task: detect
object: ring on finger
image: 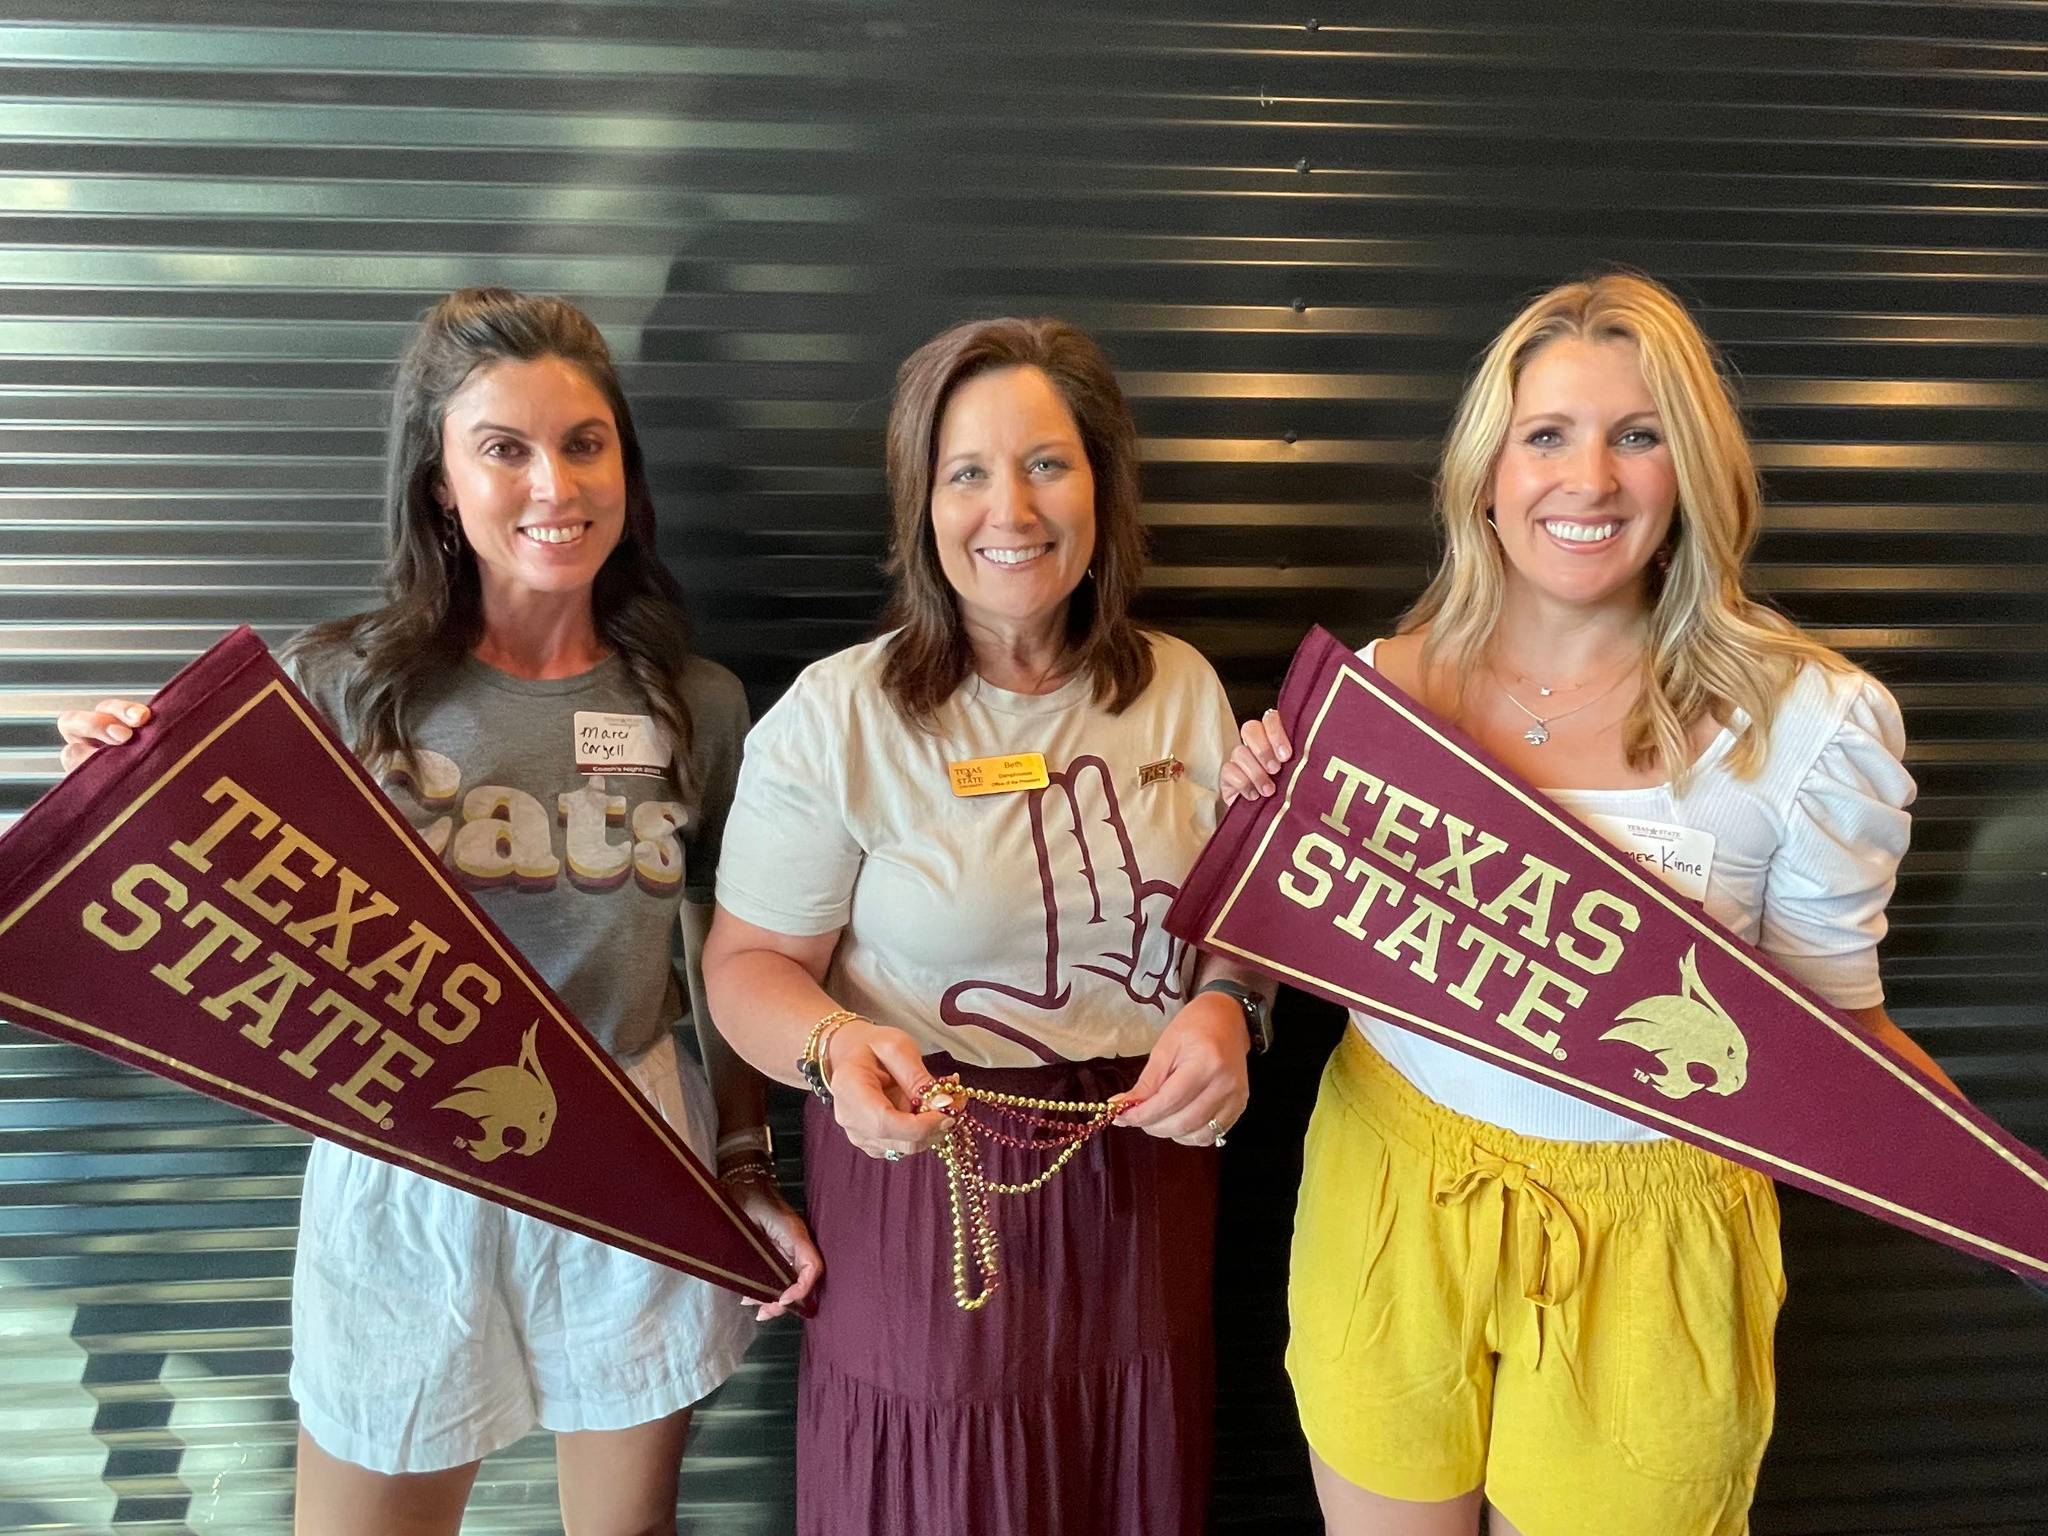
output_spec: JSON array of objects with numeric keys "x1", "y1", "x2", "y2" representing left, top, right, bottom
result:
[
  {"x1": 883, "y1": 1149, "x2": 903, "y2": 1163},
  {"x1": 1206, "y1": 1117, "x2": 1228, "y2": 1149}
]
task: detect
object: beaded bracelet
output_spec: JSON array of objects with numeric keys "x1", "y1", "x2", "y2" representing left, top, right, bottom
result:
[
  {"x1": 718, "y1": 1154, "x2": 778, "y2": 1186},
  {"x1": 798, "y1": 1008, "x2": 865, "y2": 1100}
]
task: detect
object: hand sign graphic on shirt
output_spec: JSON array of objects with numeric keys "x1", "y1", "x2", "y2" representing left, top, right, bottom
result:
[{"x1": 941, "y1": 755, "x2": 1190, "y2": 1063}]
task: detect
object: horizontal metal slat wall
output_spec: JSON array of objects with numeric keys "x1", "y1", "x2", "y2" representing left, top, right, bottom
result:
[{"x1": 1, "y1": 3, "x2": 2044, "y2": 1531}]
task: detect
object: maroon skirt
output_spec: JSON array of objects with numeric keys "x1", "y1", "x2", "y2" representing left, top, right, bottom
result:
[{"x1": 797, "y1": 1054, "x2": 1218, "y2": 1536}]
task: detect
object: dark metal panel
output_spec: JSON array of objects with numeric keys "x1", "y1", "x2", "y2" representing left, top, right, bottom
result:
[{"x1": 1, "y1": 3, "x2": 2044, "y2": 1531}]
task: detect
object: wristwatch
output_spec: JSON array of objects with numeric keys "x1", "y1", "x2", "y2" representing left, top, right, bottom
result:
[
  {"x1": 716, "y1": 1124, "x2": 774, "y2": 1163},
  {"x1": 1196, "y1": 978, "x2": 1273, "y2": 1055}
]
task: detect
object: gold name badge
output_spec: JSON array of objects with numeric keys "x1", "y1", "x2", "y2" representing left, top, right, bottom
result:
[
  {"x1": 947, "y1": 752, "x2": 1050, "y2": 798},
  {"x1": 1138, "y1": 755, "x2": 1183, "y2": 786}
]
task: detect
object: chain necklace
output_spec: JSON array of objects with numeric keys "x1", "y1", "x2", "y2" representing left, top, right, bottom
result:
[
  {"x1": 1495, "y1": 643, "x2": 1642, "y2": 699},
  {"x1": 1494, "y1": 661, "x2": 1637, "y2": 747},
  {"x1": 1499, "y1": 659, "x2": 1617, "y2": 699},
  {"x1": 913, "y1": 1076, "x2": 1124, "y2": 1312}
]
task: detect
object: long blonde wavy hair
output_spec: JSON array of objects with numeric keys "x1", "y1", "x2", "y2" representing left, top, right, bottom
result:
[{"x1": 1404, "y1": 272, "x2": 1847, "y2": 785}]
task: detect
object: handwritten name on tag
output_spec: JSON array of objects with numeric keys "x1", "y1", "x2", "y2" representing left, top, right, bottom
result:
[
  {"x1": 1582, "y1": 813, "x2": 1716, "y2": 902},
  {"x1": 573, "y1": 712, "x2": 669, "y2": 778},
  {"x1": 948, "y1": 752, "x2": 1050, "y2": 798}
]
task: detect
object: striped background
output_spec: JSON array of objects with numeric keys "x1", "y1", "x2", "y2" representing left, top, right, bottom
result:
[{"x1": 2, "y1": 3, "x2": 2044, "y2": 1531}]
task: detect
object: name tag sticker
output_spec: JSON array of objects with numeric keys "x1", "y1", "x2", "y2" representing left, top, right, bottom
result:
[
  {"x1": 1583, "y1": 813, "x2": 1716, "y2": 902},
  {"x1": 948, "y1": 752, "x2": 1050, "y2": 798},
  {"x1": 573, "y1": 711, "x2": 669, "y2": 777}
]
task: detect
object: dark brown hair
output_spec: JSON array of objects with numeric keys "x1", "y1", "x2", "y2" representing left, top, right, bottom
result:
[
  {"x1": 879, "y1": 316, "x2": 1153, "y2": 723},
  {"x1": 288, "y1": 286, "x2": 698, "y2": 795}
]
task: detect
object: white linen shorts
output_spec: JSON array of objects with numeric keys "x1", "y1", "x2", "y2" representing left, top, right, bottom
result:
[{"x1": 288, "y1": 1031, "x2": 755, "y2": 1473}]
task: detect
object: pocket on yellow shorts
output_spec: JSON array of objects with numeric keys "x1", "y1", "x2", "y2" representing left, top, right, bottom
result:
[
  {"x1": 1612, "y1": 1174, "x2": 1785, "y2": 1483},
  {"x1": 1288, "y1": 1081, "x2": 1393, "y2": 1363},
  {"x1": 1287, "y1": 1072, "x2": 1466, "y2": 1407}
]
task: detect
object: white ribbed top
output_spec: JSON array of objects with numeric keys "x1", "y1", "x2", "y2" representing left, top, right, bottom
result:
[{"x1": 1349, "y1": 639, "x2": 1917, "y2": 1143}]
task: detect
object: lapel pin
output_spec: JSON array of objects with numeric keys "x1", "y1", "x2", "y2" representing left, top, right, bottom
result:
[{"x1": 1138, "y1": 756, "x2": 1184, "y2": 787}]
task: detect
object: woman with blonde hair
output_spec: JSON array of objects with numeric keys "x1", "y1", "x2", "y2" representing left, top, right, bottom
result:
[{"x1": 1225, "y1": 272, "x2": 1953, "y2": 1536}]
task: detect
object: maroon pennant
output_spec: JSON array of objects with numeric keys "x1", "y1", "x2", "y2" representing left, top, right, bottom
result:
[
  {"x1": 0, "y1": 627, "x2": 796, "y2": 1304},
  {"x1": 1167, "y1": 625, "x2": 2048, "y2": 1282}
]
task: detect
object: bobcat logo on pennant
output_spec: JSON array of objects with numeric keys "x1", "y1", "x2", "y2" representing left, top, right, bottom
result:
[
  {"x1": 436, "y1": 1022, "x2": 557, "y2": 1162},
  {"x1": 1603, "y1": 946, "x2": 1749, "y2": 1101}
]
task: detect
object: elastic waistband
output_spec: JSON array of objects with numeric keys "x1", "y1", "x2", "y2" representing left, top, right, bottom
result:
[{"x1": 1327, "y1": 1026, "x2": 1757, "y2": 1208}]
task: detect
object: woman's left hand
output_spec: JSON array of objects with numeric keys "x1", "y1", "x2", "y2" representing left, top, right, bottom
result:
[
  {"x1": 1113, "y1": 990, "x2": 1250, "y2": 1146},
  {"x1": 726, "y1": 1175, "x2": 824, "y2": 1321}
]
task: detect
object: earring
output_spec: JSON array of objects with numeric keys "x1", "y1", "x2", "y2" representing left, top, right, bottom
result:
[{"x1": 437, "y1": 506, "x2": 461, "y2": 559}]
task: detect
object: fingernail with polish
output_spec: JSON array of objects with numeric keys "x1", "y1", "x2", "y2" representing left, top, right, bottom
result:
[
  {"x1": 124, "y1": 707, "x2": 145, "y2": 724},
  {"x1": 108, "y1": 724, "x2": 131, "y2": 743}
]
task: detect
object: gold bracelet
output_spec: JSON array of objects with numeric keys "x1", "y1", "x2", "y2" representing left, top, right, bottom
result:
[{"x1": 799, "y1": 1007, "x2": 866, "y2": 1100}]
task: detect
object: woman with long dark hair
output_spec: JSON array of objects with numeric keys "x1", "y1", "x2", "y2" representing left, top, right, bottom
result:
[{"x1": 57, "y1": 287, "x2": 820, "y2": 1535}]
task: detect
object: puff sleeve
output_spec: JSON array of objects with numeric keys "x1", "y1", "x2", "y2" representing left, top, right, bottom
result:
[
  {"x1": 713, "y1": 666, "x2": 863, "y2": 936},
  {"x1": 1757, "y1": 676, "x2": 1916, "y2": 1008}
]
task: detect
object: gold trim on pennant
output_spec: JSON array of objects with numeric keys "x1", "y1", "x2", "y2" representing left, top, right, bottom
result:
[
  {"x1": 0, "y1": 679, "x2": 786, "y2": 1293},
  {"x1": 0, "y1": 983, "x2": 766, "y2": 1289},
  {"x1": 1203, "y1": 663, "x2": 2048, "y2": 1277}
]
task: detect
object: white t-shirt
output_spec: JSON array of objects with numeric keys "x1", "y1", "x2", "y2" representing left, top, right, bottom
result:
[
  {"x1": 1352, "y1": 639, "x2": 1917, "y2": 1142},
  {"x1": 717, "y1": 631, "x2": 1241, "y2": 1068}
]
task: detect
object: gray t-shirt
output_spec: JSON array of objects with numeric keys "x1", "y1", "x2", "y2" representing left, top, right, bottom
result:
[{"x1": 288, "y1": 639, "x2": 748, "y2": 1060}]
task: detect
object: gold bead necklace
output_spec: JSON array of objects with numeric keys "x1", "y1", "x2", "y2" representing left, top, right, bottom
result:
[{"x1": 913, "y1": 1075, "x2": 1124, "y2": 1312}]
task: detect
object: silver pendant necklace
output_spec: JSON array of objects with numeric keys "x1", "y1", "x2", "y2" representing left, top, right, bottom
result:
[{"x1": 1496, "y1": 665, "x2": 1636, "y2": 746}]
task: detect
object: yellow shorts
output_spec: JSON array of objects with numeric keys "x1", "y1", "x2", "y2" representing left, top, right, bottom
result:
[{"x1": 1287, "y1": 1029, "x2": 1785, "y2": 1536}]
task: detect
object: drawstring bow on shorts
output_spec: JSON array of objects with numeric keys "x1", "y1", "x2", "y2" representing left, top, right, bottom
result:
[{"x1": 1435, "y1": 1144, "x2": 1584, "y2": 1368}]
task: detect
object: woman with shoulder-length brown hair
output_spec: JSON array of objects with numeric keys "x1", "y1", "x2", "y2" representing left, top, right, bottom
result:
[{"x1": 704, "y1": 316, "x2": 1275, "y2": 1535}]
